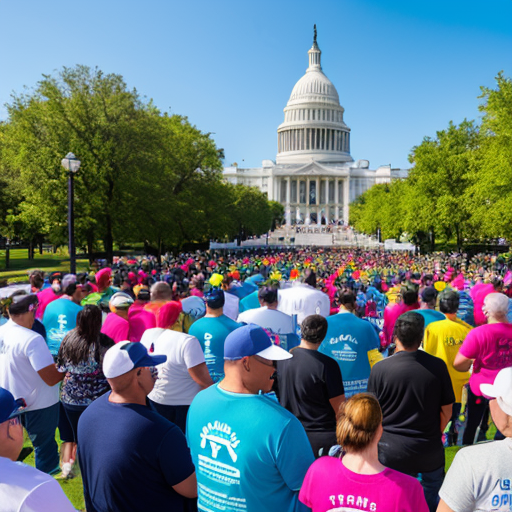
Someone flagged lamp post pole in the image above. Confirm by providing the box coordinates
[68,170,75,274]
[61,153,81,274]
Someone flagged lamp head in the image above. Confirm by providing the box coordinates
[61,152,81,173]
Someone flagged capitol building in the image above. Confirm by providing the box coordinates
[223,30,408,226]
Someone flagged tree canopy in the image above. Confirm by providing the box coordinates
[0,66,277,260]
[350,73,512,250]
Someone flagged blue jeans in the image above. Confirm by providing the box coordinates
[21,402,60,474]
[409,466,445,512]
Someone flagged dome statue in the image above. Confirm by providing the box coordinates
[276,27,352,165]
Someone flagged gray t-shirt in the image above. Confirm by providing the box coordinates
[440,438,512,511]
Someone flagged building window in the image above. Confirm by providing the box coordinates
[329,180,335,203]
[320,180,326,204]
[291,180,297,203]
[309,180,317,205]
[280,179,287,203]
[338,180,344,204]
[299,181,306,204]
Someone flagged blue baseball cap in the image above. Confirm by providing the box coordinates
[0,387,26,424]
[205,287,225,309]
[224,324,292,361]
[103,341,167,379]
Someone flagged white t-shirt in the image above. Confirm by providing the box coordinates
[141,328,206,406]
[0,456,75,512]
[277,284,330,324]
[0,320,59,411]
[238,307,295,333]
[440,438,512,512]
[223,292,240,321]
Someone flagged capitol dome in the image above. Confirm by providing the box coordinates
[276,31,352,165]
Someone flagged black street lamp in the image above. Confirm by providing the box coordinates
[61,153,81,274]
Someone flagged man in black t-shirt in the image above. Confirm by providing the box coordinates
[367,311,454,512]
[276,315,345,457]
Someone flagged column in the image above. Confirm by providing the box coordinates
[335,178,340,221]
[316,177,321,225]
[306,177,310,225]
[343,177,350,224]
[286,177,291,226]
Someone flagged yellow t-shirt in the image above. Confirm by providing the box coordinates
[424,318,472,402]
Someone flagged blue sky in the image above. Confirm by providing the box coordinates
[1,0,511,170]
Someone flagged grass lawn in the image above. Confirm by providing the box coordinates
[22,422,498,511]
[0,249,89,283]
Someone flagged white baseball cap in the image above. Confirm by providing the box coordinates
[103,341,167,379]
[109,292,134,309]
[480,367,512,417]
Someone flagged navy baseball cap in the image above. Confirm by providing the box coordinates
[103,341,167,379]
[0,387,26,424]
[205,288,225,309]
[224,324,292,361]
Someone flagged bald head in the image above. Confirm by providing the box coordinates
[150,282,173,302]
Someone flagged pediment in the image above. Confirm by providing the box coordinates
[287,161,348,176]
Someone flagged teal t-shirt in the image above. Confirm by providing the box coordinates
[42,298,83,356]
[238,291,260,313]
[414,309,446,329]
[186,384,314,512]
[319,312,380,397]
[188,315,240,382]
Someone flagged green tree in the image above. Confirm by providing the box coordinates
[0,66,224,261]
[467,72,512,239]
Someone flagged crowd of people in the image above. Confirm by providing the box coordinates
[0,247,512,512]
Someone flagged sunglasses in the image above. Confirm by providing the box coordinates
[252,355,277,369]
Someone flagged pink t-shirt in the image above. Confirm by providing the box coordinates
[101,313,129,343]
[128,308,156,342]
[382,302,419,347]
[459,322,512,396]
[470,283,494,326]
[299,456,428,512]
[36,287,61,320]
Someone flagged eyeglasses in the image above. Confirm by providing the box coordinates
[252,355,277,369]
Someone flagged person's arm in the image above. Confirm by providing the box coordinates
[172,471,198,499]
[37,364,65,386]
[440,403,453,433]
[329,394,345,419]
[453,351,473,372]
[188,362,214,389]
[437,500,454,512]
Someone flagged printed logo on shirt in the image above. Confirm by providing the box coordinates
[197,421,247,510]
[48,314,68,343]
[487,478,512,511]
[200,421,240,463]
[328,334,359,345]
[331,344,358,362]
[328,493,377,511]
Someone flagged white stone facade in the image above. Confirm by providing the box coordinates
[223,31,408,226]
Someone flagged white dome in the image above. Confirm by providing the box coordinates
[276,35,352,165]
[288,69,340,107]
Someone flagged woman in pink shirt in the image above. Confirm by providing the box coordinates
[299,394,428,512]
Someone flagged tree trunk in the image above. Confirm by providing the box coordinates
[105,214,114,264]
[28,240,34,260]
[430,227,436,252]
[157,236,162,263]
[5,245,9,269]
[455,225,462,252]
[87,233,94,264]
[39,241,43,255]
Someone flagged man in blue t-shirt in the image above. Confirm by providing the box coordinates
[319,289,381,397]
[42,275,86,356]
[414,286,445,329]
[189,288,240,383]
[78,342,197,512]
[187,324,314,512]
